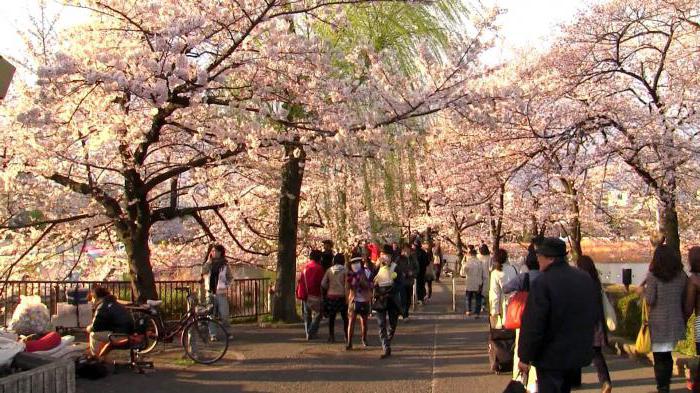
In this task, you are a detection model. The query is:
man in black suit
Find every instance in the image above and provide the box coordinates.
[518,238,598,393]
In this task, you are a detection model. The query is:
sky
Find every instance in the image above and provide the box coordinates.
[0,0,597,69]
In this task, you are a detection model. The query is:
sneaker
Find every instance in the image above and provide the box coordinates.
[362,338,369,347]
[210,335,219,342]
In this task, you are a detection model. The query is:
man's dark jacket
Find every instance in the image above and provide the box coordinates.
[91,295,134,334]
[321,251,334,271]
[415,248,429,279]
[518,260,597,370]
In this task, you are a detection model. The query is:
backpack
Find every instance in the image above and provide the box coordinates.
[75,354,109,379]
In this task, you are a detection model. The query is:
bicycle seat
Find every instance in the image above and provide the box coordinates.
[146,300,163,307]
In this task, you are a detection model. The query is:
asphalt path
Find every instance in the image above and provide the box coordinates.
[78,280,687,392]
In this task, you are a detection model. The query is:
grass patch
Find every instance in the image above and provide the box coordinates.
[173,358,196,367]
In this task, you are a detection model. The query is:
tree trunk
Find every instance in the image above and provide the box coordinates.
[560,178,583,262]
[658,187,681,258]
[117,225,158,302]
[272,144,306,322]
[489,184,505,253]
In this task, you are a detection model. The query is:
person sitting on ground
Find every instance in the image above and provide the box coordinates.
[87,285,134,357]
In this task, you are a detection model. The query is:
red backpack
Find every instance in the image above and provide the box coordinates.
[295,270,307,300]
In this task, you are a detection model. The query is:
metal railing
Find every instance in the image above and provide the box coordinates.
[1,278,271,326]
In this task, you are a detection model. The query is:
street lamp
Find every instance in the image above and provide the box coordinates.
[0,55,16,101]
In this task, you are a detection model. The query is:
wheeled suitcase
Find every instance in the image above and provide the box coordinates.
[488,321,515,374]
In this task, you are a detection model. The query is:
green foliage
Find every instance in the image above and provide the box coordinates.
[314,0,471,75]
[615,292,642,340]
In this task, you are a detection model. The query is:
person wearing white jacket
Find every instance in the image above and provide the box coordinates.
[489,248,519,328]
[460,247,489,317]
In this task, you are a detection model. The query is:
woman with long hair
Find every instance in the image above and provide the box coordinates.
[488,248,518,328]
[638,245,688,393]
[576,255,612,393]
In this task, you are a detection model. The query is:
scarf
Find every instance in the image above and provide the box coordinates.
[208,256,227,293]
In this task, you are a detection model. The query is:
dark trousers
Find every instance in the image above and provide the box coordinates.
[426,280,433,299]
[401,284,413,317]
[435,264,442,281]
[592,346,611,384]
[375,305,399,351]
[653,352,674,393]
[327,303,349,341]
[416,277,426,301]
[465,291,483,314]
[537,368,575,393]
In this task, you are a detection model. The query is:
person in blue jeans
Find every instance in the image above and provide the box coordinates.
[296,250,325,340]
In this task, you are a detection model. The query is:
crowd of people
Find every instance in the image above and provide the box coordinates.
[81,233,700,393]
[295,237,446,358]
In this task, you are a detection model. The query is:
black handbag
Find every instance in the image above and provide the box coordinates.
[502,372,528,393]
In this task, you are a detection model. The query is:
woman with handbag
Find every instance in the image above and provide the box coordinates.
[576,255,612,393]
[636,245,688,393]
[503,247,541,391]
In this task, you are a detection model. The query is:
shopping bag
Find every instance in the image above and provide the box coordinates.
[601,289,617,332]
[635,300,651,354]
[504,291,528,330]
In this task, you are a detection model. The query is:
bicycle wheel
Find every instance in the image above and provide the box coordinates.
[182,317,229,364]
[132,311,160,355]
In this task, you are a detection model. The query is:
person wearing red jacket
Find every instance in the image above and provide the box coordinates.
[296,250,325,340]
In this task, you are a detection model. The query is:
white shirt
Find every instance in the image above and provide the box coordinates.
[216,266,228,291]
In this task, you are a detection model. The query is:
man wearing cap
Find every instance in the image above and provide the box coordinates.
[518,237,598,393]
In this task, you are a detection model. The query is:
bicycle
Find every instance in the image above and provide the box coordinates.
[128,287,229,364]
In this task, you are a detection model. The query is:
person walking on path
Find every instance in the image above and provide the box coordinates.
[414,240,430,304]
[373,245,401,359]
[576,255,612,393]
[503,246,541,388]
[637,244,689,393]
[296,250,325,340]
[396,243,418,319]
[202,244,233,338]
[321,239,335,271]
[488,248,519,328]
[478,243,492,313]
[460,247,488,318]
[518,237,598,393]
[433,244,444,282]
[346,254,372,350]
[424,245,437,301]
[322,253,348,343]
[683,246,700,391]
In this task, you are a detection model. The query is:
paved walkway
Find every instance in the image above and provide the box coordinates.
[78,281,687,392]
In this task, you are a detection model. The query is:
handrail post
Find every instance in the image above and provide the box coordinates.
[452,277,456,312]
